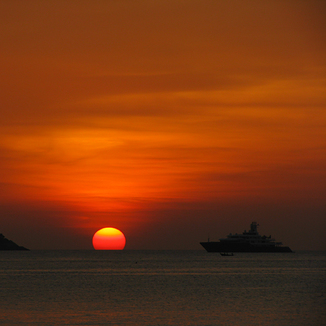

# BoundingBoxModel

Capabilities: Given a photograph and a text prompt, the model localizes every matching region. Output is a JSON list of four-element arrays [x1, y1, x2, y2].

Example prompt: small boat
[[220, 252, 234, 256]]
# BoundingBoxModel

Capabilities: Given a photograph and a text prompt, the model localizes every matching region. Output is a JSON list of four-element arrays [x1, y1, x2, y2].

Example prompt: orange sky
[[0, 0, 325, 250]]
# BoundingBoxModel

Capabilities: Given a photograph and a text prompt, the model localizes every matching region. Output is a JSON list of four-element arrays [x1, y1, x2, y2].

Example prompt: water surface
[[0, 250, 325, 325]]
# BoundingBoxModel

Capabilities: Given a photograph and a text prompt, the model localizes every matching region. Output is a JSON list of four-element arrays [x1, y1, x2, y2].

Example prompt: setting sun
[[0, 1, 325, 251], [92, 227, 126, 250]]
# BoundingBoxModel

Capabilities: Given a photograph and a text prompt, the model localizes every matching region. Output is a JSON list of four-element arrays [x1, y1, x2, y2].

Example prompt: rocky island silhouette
[[0, 233, 29, 250]]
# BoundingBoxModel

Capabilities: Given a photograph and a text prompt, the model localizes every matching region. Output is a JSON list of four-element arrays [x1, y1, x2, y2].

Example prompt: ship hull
[[200, 242, 293, 253]]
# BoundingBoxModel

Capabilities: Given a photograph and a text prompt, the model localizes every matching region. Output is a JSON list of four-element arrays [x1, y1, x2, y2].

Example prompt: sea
[[0, 250, 325, 326]]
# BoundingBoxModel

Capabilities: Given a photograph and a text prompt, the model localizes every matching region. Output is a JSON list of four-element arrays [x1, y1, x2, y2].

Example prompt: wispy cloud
[[0, 0, 325, 249]]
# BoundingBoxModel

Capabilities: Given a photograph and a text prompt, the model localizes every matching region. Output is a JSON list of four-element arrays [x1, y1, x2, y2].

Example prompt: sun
[[92, 227, 126, 250]]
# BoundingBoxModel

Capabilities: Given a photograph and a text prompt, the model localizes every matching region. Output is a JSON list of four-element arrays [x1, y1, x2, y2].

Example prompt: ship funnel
[[250, 222, 259, 233]]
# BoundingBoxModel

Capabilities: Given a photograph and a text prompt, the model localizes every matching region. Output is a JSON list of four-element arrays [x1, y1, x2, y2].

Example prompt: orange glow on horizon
[[92, 227, 126, 250], [0, 1, 325, 250]]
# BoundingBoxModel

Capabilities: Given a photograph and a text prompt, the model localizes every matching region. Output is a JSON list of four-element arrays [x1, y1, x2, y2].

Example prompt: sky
[[0, 0, 325, 250]]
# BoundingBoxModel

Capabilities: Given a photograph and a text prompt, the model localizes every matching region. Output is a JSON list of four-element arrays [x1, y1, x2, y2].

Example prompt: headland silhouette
[[0, 233, 29, 250]]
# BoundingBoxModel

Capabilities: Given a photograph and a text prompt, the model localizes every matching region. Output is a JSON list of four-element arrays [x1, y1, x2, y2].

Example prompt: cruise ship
[[200, 222, 293, 253]]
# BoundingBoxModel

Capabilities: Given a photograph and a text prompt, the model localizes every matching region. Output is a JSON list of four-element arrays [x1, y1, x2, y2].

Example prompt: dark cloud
[[126, 198, 326, 251], [0, 200, 92, 250]]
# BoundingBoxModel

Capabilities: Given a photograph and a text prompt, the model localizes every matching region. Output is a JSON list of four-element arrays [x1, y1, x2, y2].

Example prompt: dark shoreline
[[0, 234, 29, 250]]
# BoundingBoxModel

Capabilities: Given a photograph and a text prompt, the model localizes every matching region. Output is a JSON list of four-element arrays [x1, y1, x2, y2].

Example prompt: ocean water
[[0, 250, 325, 326]]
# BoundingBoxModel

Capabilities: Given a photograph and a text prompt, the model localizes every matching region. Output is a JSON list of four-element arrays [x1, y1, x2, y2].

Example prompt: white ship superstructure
[[200, 221, 293, 252], [220, 222, 283, 248]]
